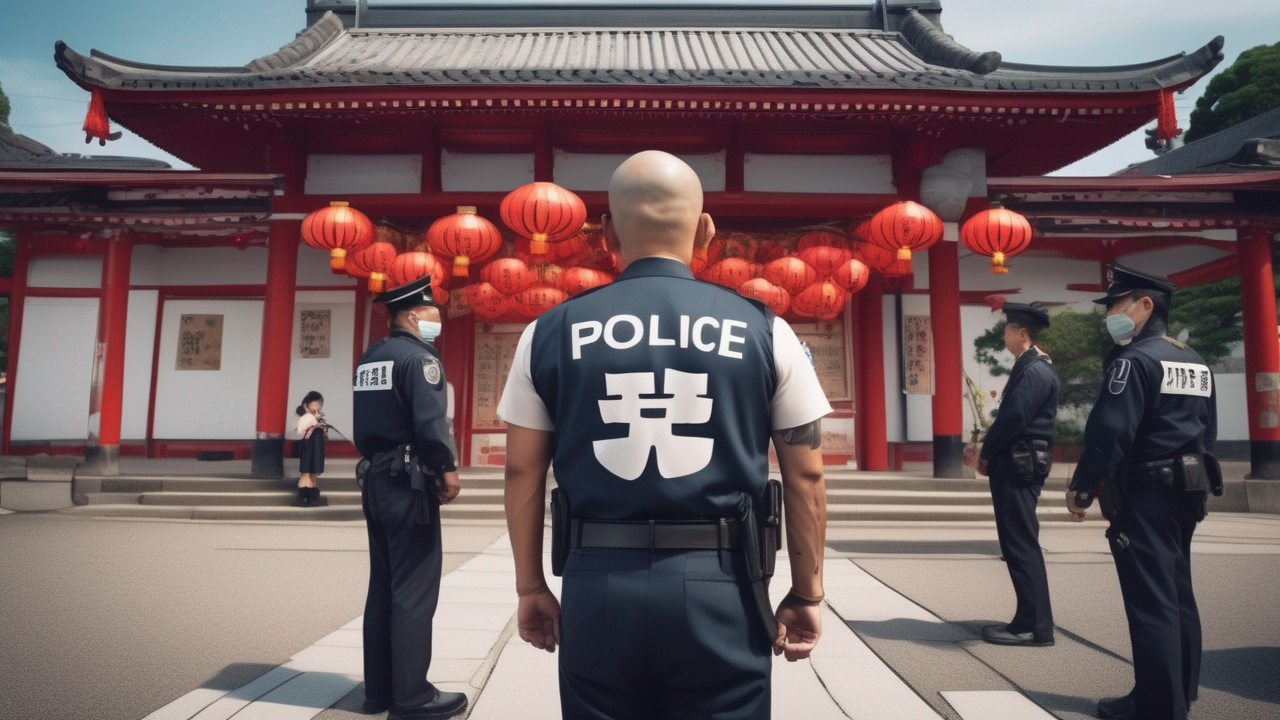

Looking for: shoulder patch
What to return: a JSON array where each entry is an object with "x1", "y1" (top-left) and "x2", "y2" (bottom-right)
[
  {"x1": 421, "y1": 355, "x2": 442, "y2": 385},
  {"x1": 1108, "y1": 358, "x2": 1132, "y2": 395},
  {"x1": 355, "y1": 360, "x2": 394, "y2": 391},
  {"x1": 1159, "y1": 360, "x2": 1212, "y2": 397}
]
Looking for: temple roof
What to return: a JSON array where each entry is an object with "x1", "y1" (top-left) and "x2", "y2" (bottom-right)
[
  {"x1": 0, "y1": 124, "x2": 171, "y2": 170},
  {"x1": 1122, "y1": 107, "x2": 1280, "y2": 176},
  {"x1": 55, "y1": 5, "x2": 1224, "y2": 95}
]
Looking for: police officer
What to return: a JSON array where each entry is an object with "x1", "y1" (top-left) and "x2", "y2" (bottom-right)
[
  {"x1": 497, "y1": 150, "x2": 832, "y2": 720},
  {"x1": 978, "y1": 302, "x2": 1058, "y2": 647},
  {"x1": 1067, "y1": 264, "x2": 1217, "y2": 720},
  {"x1": 353, "y1": 275, "x2": 465, "y2": 720}
]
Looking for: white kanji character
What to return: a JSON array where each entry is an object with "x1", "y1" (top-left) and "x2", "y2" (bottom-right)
[{"x1": 593, "y1": 369, "x2": 714, "y2": 480}]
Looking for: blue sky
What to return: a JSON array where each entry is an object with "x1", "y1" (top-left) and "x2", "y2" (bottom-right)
[{"x1": 2, "y1": 0, "x2": 1276, "y2": 175}]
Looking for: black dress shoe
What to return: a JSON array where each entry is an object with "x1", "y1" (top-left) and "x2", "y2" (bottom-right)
[
  {"x1": 390, "y1": 690, "x2": 468, "y2": 719},
  {"x1": 1096, "y1": 691, "x2": 1134, "y2": 719},
  {"x1": 360, "y1": 697, "x2": 391, "y2": 715},
  {"x1": 982, "y1": 624, "x2": 1054, "y2": 646}
]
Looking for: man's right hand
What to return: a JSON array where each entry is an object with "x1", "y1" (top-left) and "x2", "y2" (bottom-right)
[
  {"x1": 774, "y1": 593, "x2": 822, "y2": 661},
  {"x1": 517, "y1": 588, "x2": 561, "y2": 654},
  {"x1": 977, "y1": 457, "x2": 989, "y2": 477},
  {"x1": 438, "y1": 471, "x2": 461, "y2": 505}
]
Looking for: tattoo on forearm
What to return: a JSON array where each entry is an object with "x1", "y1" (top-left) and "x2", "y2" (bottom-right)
[{"x1": 780, "y1": 419, "x2": 822, "y2": 449}]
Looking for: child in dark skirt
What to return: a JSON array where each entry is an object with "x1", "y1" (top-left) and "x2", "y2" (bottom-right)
[{"x1": 293, "y1": 391, "x2": 327, "y2": 507}]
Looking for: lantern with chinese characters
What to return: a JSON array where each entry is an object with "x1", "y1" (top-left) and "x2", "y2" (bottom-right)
[
  {"x1": 763, "y1": 257, "x2": 818, "y2": 296},
  {"x1": 425, "y1": 206, "x2": 503, "y2": 278},
  {"x1": 389, "y1": 251, "x2": 448, "y2": 293},
  {"x1": 481, "y1": 257, "x2": 536, "y2": 296},
  {"x1": 792, "y1": 280, "x2": 846, "y2": 320},
  {"x1": 796, "y1": 230, "x2": 848, "y2": 253},
  {"x1": 558, "y1": 267, "x2": 612, "y2": 296},
  {"x1": 865, "y1": 201, "x2": 943, "y2": 275},
  {"x1": 467, "y1": 282, "x2": 510, "y2": 323},
  {"x1": 349, "y1": 242, "x2": 397, "y2": 293},
  {"x1": 513, "y1": 286, "x2": 568, "y2": 319},
  {"x1": 700, "y1": 258, "x2": 754, "y2": 289},
  {"x1": 833, "y1": 258, "x2": 871, "y2": 293},
  {"x1": 738, "y1": 278, "x2": 791, "y2": 316},
  {"x1": 798, "y1": 245, "x2": 851, "y2": 278},
  {"x1": 500, "y1": 182, "x2": 587, "y2": 256},
  {"x1": 960, "y1": 205, "x2": 1033, "y2": 274},
  {"x1": 301, "y1": 201, "x2": 374, "y2": 273}
]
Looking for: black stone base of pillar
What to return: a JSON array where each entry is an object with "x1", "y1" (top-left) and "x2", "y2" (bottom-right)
[
  {"x1": 933, "y1": 435, "x2": 966, "y2": 479},
  {"x1": 1249, "y1": 440, "x2": 1280, "y2": 480},
  {"x1": 250, "y1": 438, "x2": 285, "y2": 479},
  {"x1": 81, "y1": 444, "x2": 120, "y2": 477}
]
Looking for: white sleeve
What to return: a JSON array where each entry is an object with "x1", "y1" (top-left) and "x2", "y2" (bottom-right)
[
  {"x1": 770, "y1": 316, "x2": 833, "y2": 431},
  {"x1": 496, "y1": 320, "x2": 554, "y2": 432}
]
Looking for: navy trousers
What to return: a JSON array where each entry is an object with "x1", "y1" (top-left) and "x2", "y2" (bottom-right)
[
  {"x1": 989, "y1": 473, "x2": 1054, "y2": 638},
  {"x1": 558, "y1": 547, "x2": 772, "y2": 720},
  {"x1": 1110, "y1": 488, "x2": 1204, "y2": 720},
  {"x1": 361, "y1": 471, "x2": 442, "y2": 708}
]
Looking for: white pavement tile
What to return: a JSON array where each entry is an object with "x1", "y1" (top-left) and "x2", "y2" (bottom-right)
[
  {"x1": 313, "y1": 628, "x2": 363, "y2": 648},
  {"x1": 772, "y1": 657, "x2": 848, "y2": 720},
  {"x1": 341, "y1": 615, "x2": 363, "y2": 630},
  {"x1": 438, "y1": 586, "x2": 522, "y2": 605},
  {"x1": 809, "y1": 606, "x2": 942, "y2": 719},
  {"x1": 942, "y1": 690, "x2": 1056, "y2": 719},
  {"x1": 142, "y1": 688, "x2": 231, "y2": 720},
  {"x1": 468, "y1": 639, "x2": 561, "y2": 720},
  {"x1": 227, "y1": 672, "x2": 361, "y2": 720},
  {"x1": 433, "y1": 628, "x2": 507, "y2": 660},
  {"x1": 441, "y1": 570, "x2": 523, "y2": 589},
  {"x1": 190, "y1": 668, "x2": 304, "y2": 720},
  {"x1": 434, "y1": 601, "x2": 515, "y2": 632},
  {"x1": 428, "y1": 658, "x2": 486, "y2": 684},
  {"x1": 454, "y1": 553, "x2": 517, "y2": 573},
  {"x1": 284, "y1": 645, "x2": 365, "y2": 676},
  {"x1": 823, "y1": 559, "x2": 946, "y2": 625}
]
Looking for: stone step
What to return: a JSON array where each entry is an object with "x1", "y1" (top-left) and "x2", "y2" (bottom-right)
[
  {"x1": 61, "y1": 502, "x2": 509, "y2": 522},
  {"x1": 128, "y1": 488, "x2": 508, "y2": 507},
  {"x1": 94, "y1": 474, "x2": 511, "y2": 494}
]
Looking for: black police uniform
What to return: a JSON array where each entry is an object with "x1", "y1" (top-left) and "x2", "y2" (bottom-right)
[
  {"x1": 497, "y1": 257, "x2": 831, "y2": 720},
  {"x1": 352, "y1": 276, "x2": 461, "y2": 715},
  {"x1": 1071, "y1": 265, "x2": 1217, "y2": 720},
  {"x1": 980, "y1": 303, "x2": 1059, "y2": 644}
]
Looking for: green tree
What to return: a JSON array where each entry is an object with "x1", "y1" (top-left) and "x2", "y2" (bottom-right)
[
  {"x1": 0, "y1": 79, "x2": 10, "y2": 127},
  {"x1": 1167, "y1": 275, "x2": 1246, "y2": 365},
  {"x1": 1185, "y1": 41, "x2": 1280, "y2": 143}
]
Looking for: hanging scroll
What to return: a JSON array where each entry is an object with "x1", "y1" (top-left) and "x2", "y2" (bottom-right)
[
  {"x1": 902, "y1": 315, "x2": 933, "y2": 394},
  {"x1": 471, "y1": 326, "x2": 524, "y2": 430},
  {"x1": 793, "y1": 321, "x2": 849, "y2": 401},
  {"x1": 176, "y1": 314, "x2": 224, "y2": 371},
  {"x1": 298, "y1": 309, "x2": 332, "y2": 359}
]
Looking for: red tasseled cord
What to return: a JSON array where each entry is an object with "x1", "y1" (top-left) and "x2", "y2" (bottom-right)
[
  {"x1": 82, "y1": 88, "x2": 110, "y2": 146},
  {"x1": 1157, "y1": 89, "x2": 1181, "y2": 142}
]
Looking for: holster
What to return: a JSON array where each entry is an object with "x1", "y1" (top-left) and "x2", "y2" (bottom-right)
[
  {"x1": 760, "y1": 480, "x2": 782, "y2": 580},
  {"x1": 736, "y1": 493, "x2": 779, "y2": 641},
  {"x1": 1204, "y1": 452, "x2": 1224, "y2": 497},
  {"x1": 994, "y1": 438, "x2": 1053, "y2": 478},
  {"x1": 409, "y1": 462, "x2": 436, "y2": 525},
  {"x1": 550, "y1": 487, "x2": 571, "y2": 577}
]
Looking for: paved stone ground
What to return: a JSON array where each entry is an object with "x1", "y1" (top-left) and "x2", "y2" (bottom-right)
[{"x1": 1, "y1": 511, "x2": 1277, "y2": 719}]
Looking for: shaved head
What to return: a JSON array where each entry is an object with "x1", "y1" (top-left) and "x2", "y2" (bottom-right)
[{"x1": 603, "y1": 150, "x2": 715, "y2": 267}]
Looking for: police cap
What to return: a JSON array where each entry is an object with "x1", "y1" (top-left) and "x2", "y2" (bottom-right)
[
  {"x1": 1003, "y1": 302, "x2": 1050, "y2": 329},
  {"x1": 375, "y1": 274, "x2": 436, "y2": 314},
  {"x1": 1094, "y1": 263, "x2": 1177, "y2": 306}
]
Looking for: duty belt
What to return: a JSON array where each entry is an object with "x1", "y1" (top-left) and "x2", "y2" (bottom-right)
[{"x1": 570, "y1": 519, "x2": 742, "y2": 551}]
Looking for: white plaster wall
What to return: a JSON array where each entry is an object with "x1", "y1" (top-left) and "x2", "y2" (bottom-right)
[
  {"x1": 154, "y1": 247, "x2": 268, "y2": 286},
  {"x1": 882, "y1": 295, "x2": 905, "y2": 444},
  {"x1": 152, "y1": 299, "x2": 262, "y2": 439},
  {"x1": 1117, "y1": 246, "x2": 1233, "y2": 277},
  {"x1": 27, "y1": 256, "x2": 102, "y2": 288},
  {"x1": 121, "y1": 290, "x2": 158, "y2": 440},
  {"x1": 129, "y1": 245, "x2": 161, "y2": 284},
  {"x1": 305, "y1": 154, "x2": 422, "y2": 195},
  {"x1": 296, "y1": 246, "x2": 359, "y2": 288},
  {"x1": 743, "y1": 154, "x2": 894, "y2": 194},
  {"x1": 11, "y1": 297, "x2": 97, "y2": 441},
  {"x1": 1214, "y1": 373, "x2": 1248, "y2": 442},
  {"x1": 553, "y1": 150, "x2": 727, "y2": 192},
  {"x1": 441, "y1": 151, "x2": 535, "y2": 192},
  {"x1": 287, "y1": 292, "x2": 356, "y2": 442}
]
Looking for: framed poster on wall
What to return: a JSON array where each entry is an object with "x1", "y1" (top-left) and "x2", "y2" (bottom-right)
[
  {"x1": 792, "y1": 319, "x2": 850, "y2": 402},
  {"x1": 471, "y1": 324, "x2": 526, "y2": 431},
  {"x1": 298, "y1": 309, "x2": 331, "y2": 359},
  {"x1": 902, "y1": 315, "x2": 933, "y2": 394},
  {"x1": 176, "y1": 314, "x2": 224, "y2": 371}
]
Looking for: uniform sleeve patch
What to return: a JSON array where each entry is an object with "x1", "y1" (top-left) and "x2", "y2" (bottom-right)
[
  {"x1": 1159, "y1": 360, "x2": 1212, "y2": 397},
  {"x1": 354, "y1": 361, "x2": 394, "y2": 391},
  {"x1": 422, "y1": 355, "x2": 443, "y2": 385},
  {"x1": 1108, "y1": 359, "x2": 1131, "y2": 395}
]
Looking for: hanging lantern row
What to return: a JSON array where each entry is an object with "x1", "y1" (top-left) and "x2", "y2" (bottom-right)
[
  {"x1": 301, "y1": 201, "x2": 374, "y2": 274},
  {"x1": 426, "y1": 206, "x2": 503, "y2": 278},
  {"x1": 862, "y1": 201, "x2": 943, "y2": 275}
]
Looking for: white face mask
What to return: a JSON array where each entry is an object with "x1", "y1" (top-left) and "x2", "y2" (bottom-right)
[
  {"x1": 417, "y1": 319, "x2": 442, "y2": 343},
  {"x1": 1106, "y1": 301, "x2": 1139, "y2": 345}
]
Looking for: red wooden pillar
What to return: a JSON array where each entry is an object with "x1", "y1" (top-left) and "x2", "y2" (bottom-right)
[
  {"x1": 250, "y1": 219, "x2": 302, "y2": 478},
  {"x1": 2, "y1": 231, "x2": 31, "y2": 455},
  {"x1": 83, "y1": 233, "x2": 134, "y2": 475},
  {"x1": 929, "y1": 238, "x2": 966, "y2": 478},
  {"x1": 858, "y1": 274, "x2": 889, "y2": 471},
  {"x1": 1238, "y1": 228, "x2": 1280, "y2": 478}
]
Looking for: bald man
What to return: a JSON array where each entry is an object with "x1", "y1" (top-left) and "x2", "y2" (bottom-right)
[{"x1": 498, "y1": 150, "x2": 831, "y2": 719}]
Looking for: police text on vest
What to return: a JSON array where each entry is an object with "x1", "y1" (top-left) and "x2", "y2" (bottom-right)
[{"x1": 572, "y1": 315, "x2": 748, "y2": 360}]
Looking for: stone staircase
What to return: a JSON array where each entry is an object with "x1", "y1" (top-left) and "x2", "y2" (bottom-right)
[{"x1": 59, "y1": 465, "x2": 1107, "y2": 524}]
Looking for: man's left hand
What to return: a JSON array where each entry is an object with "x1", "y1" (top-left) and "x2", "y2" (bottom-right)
[
  {"x1": 1065, "y1": 491, "x2": 1088, "y2": 522},
  {"x1": 977, "y1": 458, "x2": 989, "y2": 477},
  {"x1": 438, "y1": 470, "x2": 461, "y2": 504}
]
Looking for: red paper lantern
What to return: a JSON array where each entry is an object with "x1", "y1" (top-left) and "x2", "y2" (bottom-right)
[
  {"x1": 500, "y1": 182, "x2": 587, "y2": 256},
  {"x1": 389, "y1": 251, "x2": 448, "y2": 291},
  {"x1": 865, "y1": 201, "x2": 943, "y2": 275},
  {"x1": 426, "y1": 206, "x2": 503, "y2": 278},
  {"x1": 833, "y1": 259, "x2": 871, "y2": 293},
  {"x1": 481, "y1": 257, "x2": 536, "y2": 295},
  {"x1": 763, "y1": 257, "x2": 818, "y2": 295},
  {"x1": 559, "y1": 267, "x2": 612, "y2": 296},
  {"x1": 792, "y1": 281, "x2": 847, "y2": 320},
  {"x1": 796, "y1": 230, "x2": 848, "y2": 253},
  {"x1": 513, "y1": 286, "x2": 568, "y2": 319},
  {"x1": 467, "y1": 282, "x2": 510, "y2": 322},
  {"x1": 301, "y1": 201, "x2": 374, "y2": 274},
  {"x1": 435, "y1": 287, "x2": 451, "y2": 306},
  {"x1": 349, "y1": 242, "x2": 397, "y2": 293},
  {"x1": 701, "y1": 258, "x2": 754, "y2": 288},
  {"x1": 960, "y1": 205, "x2": 1033, "y2": 275},
  {"x1": 738, "y1": 278, "x2": 791, "y2": 316},
  {"x1": 798, "y1": 245, "x2": 852, "y2": 278}
]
